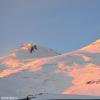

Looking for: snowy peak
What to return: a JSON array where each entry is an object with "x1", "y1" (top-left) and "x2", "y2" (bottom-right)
[
  {"x1": 80, "y1": 39, "x2": 100, "y2": 53},
  {"x1": 9, "y1": 43, "x2": 59, "y2": 60},
  {"x1": 0, "y1": 43, "x2": 59, "y2": 78}
]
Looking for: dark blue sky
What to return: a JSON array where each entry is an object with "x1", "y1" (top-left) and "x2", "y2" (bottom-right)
[{"x1": 0, "y1": 0, "x2": 100, "y2": 55}]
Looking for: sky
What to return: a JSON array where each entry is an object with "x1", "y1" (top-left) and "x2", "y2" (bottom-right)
[{"x1": 0, "y1": 0, "x2": 100, "y2": 56}]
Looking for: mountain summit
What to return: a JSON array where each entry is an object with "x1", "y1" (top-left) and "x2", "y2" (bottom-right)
[{"x1": 9, "y1": 43, "x2": 59, "y2": 60}]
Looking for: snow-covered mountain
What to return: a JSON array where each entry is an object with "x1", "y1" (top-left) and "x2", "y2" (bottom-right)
[
  {"x1": 0, "y1": 43, "x2": 59, "y2": 61},
  {"x1": 0, "y1": 39, "x2": 100, "y2": 99}
]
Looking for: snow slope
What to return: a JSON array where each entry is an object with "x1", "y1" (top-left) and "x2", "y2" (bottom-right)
[{"x1": 0, "y1": 39, "x2": 100, "y2": 99}]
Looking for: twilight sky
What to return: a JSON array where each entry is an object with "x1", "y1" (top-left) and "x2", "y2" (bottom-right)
[{"x1": 0, "y1": 0, "x2": 100, "y2": 56}]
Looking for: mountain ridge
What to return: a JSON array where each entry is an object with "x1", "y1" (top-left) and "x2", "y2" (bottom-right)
[{"x1": 0, "y1": 39, "x2": 100, "y2": 98}]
